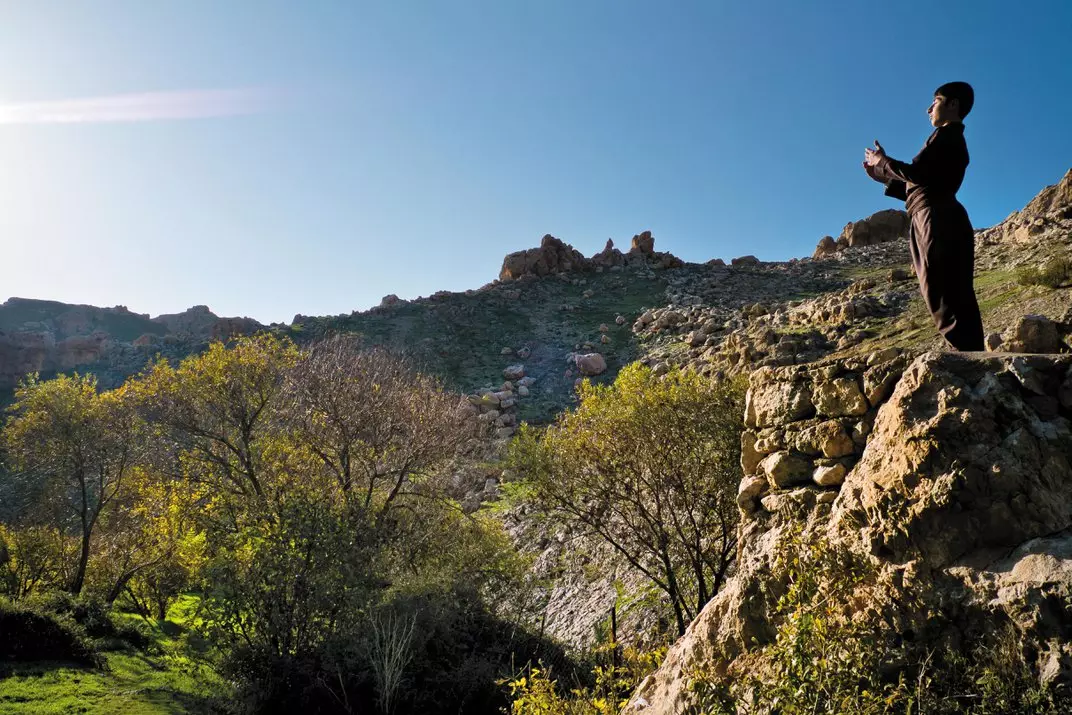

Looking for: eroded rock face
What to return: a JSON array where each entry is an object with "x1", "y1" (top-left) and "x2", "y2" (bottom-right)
[
  {"x1": 500, "y1": 234, "x2": 592, "y2": 281},
  {"x1": 626, "y1": 352, "x2": 1072, "y2": 713},
  {"x1": 0, "y1": 298, "x2": 266, "y2": 391},
  {"x1": 813, "y1": 208, "x2": 910, "y2": 258},
  {"x1": 499, "y1": 231, "x2": 683, "y2": 281}
]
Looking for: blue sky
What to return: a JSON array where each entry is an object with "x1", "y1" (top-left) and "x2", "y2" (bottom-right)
[{"x1": 1, "y1": 1, "x2": 1069, "y2": 324}]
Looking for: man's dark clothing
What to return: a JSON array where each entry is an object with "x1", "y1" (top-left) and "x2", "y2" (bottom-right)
[{"x1": 872, "y1": 122, "x2": 984, "y2": 351}]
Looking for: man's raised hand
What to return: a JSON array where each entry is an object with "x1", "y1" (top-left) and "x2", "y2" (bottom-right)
[{"x1": 864, "y1": 140, "x2": 887, "y2": 167}]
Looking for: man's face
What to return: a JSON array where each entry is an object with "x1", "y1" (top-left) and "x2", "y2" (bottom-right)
[{"x1": 927, "y1": 94, "x2": 959, "y2": 126}]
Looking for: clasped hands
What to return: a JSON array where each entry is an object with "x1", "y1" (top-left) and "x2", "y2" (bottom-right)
[{"x1": 863, "y1": 140, "x2": 887, "y2": 181}]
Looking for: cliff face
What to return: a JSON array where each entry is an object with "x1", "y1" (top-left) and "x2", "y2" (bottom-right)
[
  {"x1": 0, "y1": 298, "x2": 263, "y2": 392},
  {"x1": 626, "y1": 350, "x2": 1072, "y2": 712}
]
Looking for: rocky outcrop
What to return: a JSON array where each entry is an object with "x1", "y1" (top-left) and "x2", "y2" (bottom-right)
[
  {"x1": 151, "y1": 305, "x2": 219, "y2": 335},
  {"x1": 997, "y1": 169, "x2": 1072, "y2": 244},
  {"x1": 498, "y1": 232, "x2": 683, "y2": 282},
  {"x1": 499, "y1": 235, "x2": 593, "y2": 281},
  {"x1": 627, "y1": 351, "x2": 1072, "y2": 712},
  {"x1": 0, "y1": 298, "x2": 265, "y2": 391},
  {"x1": 813, "y1": 208, "x2": 910, "y2": 258}
]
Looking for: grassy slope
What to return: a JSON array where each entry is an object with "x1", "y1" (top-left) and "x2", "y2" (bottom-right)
[
  {"x1": 288, "y1": 269, "x2": 670, "y2": 423},
  {"x1": 0, "y1": 596, "x2": 229, "y2": 715}
]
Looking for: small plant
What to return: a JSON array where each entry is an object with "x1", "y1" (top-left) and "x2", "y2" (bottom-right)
[
  {"x1": 1016, "y1": 256, "x2": 1072, "y2": 288},
  {"x1": 504, "y1": 644, "x2": 666, "y2": 715}
]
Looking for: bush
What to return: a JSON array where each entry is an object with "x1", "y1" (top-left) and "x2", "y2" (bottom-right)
[
  {"x1": 504, "y1": 644, "x2": 666, "y2": 715},
  {"x1": 26, "y1": 591, "x2": 115, "y2": 639},
  {"x1": 19, "y1": 591, "x2": 153, "y2": 652},
  {"x1": 1017, "y1": 256, "x2": 1072, "y2": 288},
  {"x1": 220, "y1": 589, "x2": 576, "y2": 715},
  {"x1": 0, "y1": 597, "x2": 98, "y2": 665}
]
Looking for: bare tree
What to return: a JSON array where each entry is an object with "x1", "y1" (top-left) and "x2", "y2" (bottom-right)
[{"x1": 284, "y1": 336, "x2": 480, "y2": 521}]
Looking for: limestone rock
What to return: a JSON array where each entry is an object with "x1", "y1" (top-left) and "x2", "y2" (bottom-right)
[
  {"x1": 741, "y1": 431, "x2": 763, "y2": 474},
  {"x1": 760, "y1": 451, "x2": 813, "y2": 489},
  {"x1": 737, "y1": 475, "x2": 769, "y2": 513},
  {"x1": 1002, "y1": 314, "x2": 1064, "y2": 354},
  {"x1": 499, "y1": 234, "x2": 592, "y2": 281},
  {"x1": 812, "y1": 376, "x2": 868, "y2": 417},
  {"x1": 794, "y1": 420, "x2": 854, "y2": 458},
  {"x1": 745, "y1": 373, "x2": 815, "y2": 428},
  {"x1": 813, "y1": 463, "x2": 847, "y2": 486},
  {"x1": 813, "y1": 236, "x2": 838, "y2": 259},
  {"x1": 625, "y1": 352, "x2": 1072, "y2": 714},
  {"x1": 629, "y1": 231, "x2": 655, "y2": 255},
  {"x1": 575, "y1": 353, "x2": 607, "y2": 376},
  {"x1": 503, "y1": 364, "x2": 526, "y2": 381}
]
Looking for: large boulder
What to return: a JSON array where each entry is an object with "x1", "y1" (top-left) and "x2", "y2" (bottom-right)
[
  {"x1": 813, "y1": 209, "x2": 910, "y2": 257},
  {"x1": 575, "y1": 353, "x2": 608, "y2": 376},
  {"x1": 1002, "y1": 314, "x2": 1066, "y2": 354},
  {"x1": 626, "y1": 352, "x2": 1072, "y2": 713},
  {"x1": 499, "y1": 234, "x2": 592, "y2": 281}
]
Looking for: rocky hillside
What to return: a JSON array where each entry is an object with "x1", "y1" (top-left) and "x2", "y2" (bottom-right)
[
  {"x1": 3, "y1": 170, "x2": 1069, "y2": 422},
  {"x1": 0, "y1": 300, "x2": 263, "y2": 397}
]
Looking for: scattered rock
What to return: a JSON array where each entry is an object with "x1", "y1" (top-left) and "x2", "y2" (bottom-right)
[{"x1": 575, "y1": 353, "x2": 608, "y2": 376}]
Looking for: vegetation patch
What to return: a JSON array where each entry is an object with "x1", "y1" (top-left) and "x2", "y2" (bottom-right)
[{"x1": 1017, "y1": 256, "x2": 1072, "y2": 288}]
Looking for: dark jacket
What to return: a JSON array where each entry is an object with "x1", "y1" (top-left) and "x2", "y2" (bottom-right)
[{"x1": 873, "y1": 122, "x2": 969, "y2": 214}]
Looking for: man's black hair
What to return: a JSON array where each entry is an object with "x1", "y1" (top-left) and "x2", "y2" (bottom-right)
[{"x1": 935, "y1": 81, "x2": 974, "y2": 118}]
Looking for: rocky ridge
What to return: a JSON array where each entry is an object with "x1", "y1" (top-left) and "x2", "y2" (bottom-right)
[
  {"x1": 499, "y1": 231, "x2": 684, "y2": 282},
  {"x1": 0, "y1": 299, "x2": 264, "y2": 393}
]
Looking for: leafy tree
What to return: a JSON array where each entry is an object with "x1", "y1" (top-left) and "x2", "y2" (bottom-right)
[
  {"x1": 133, "y1": 333, "x2": 300, "y2": 505},
  {"x1": 282, "y1": 336, "x2": 482, "y2": 523},
  {"x1": 0, "y1": 523, "x2": 76, "y2": 598},
  {"x1": 2, "y1": 374, "x2": 144, "y2": 594},
  {"x1": 87, "y1": 465, "x2": 204, "y2": 607},
  {"x1": 509, "y1": 364, "x2": 744, "y2": 636}
]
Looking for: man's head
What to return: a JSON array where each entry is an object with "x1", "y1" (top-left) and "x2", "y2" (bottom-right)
[{"x1": 929, "y1": 81, "x2": 974, "y2": 126}]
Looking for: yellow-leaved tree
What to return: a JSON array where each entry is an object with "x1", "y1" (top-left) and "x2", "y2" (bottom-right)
[
  {"x1": 509, "y1": 363, "x2": 744, "y2": 636},
  {"x1": 2, "y1": 374, "x2": 145, "y2": 595}
]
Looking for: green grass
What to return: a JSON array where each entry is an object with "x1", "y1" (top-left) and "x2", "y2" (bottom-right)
[{"x1": 0, "y1": 596, "x2": 229, "y2": 715}]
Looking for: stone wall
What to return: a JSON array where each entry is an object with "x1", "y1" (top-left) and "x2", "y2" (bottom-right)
[
  {"x1": 626, "y1": 351, "x2": 1072, "y2": 713},
  {"x1": 737, "y1": 347, "x2": 911, "y2": 516}
]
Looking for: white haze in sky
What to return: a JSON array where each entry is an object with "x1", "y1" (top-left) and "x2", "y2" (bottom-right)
[{"x1": 0, "y1": 88, "x2": 279, "y2": 124}]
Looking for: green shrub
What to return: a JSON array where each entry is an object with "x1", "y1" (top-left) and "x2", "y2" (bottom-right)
[
  {"x1": 0, "y1": 596, "x2": 98, "y2": 665},
  {"x1": 26, "y1": 591, "x2": 114, "y2": 639},
  {"x1": 504, "y1": 644, "x2": 666, "y2": 715},
  {"x1": 20, "y1": 591, "x2": 153, "y2": 652},
  {"x1": 1016, "y1": 256, "x2": 1072, "y2": 288}
]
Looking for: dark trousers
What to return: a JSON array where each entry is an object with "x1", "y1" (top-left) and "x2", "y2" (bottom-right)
[{"x1": 908, "y1": 203, "x2": 985, "y2": 351}]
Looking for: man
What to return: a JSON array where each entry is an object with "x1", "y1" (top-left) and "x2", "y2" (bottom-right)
[{"x1": 863, "y1": 82, "x2": 984, "y2": 351}]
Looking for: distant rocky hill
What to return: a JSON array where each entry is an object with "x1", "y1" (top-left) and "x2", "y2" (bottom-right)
[
  {"x1": 2, "y1": 169, "x2": 1069, "y2": 426},
  {"x1": 0, "y1": 300, "x2": 263, "y2": 396}
]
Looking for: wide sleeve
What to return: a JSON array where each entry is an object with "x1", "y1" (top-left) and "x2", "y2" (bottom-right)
[
  {"x1": 874, "y1": 130, "x2": 959, "y2": 188},
  {"x1": 884, "y1": 180, "x2": 907, "y2": 201}
]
